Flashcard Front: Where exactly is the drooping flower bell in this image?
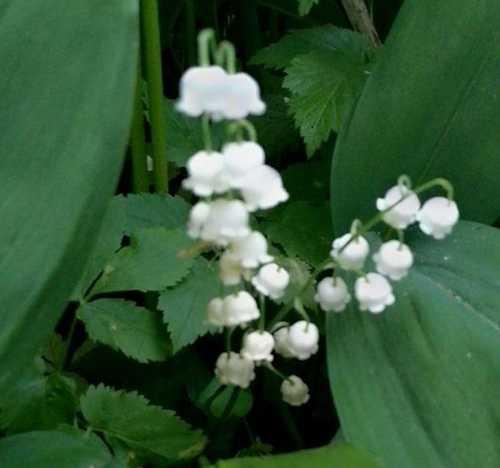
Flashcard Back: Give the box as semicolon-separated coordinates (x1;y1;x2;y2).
215;352;256;388
207;298;226;327
187;202;211;239
182;151;228;197
314;276;351;312
241;330;274;363
373;240;414;281
287;321;319;361
252;263;290;300
218;251;249;286
281;375;310;406
222;291;260;327
222;142;265;188
330;233;369;271
220;73;266;120
176;66;228;117
355;273;395;313
416;197;459;239
272;323;295;358
228;231;273;269
376;184;421;229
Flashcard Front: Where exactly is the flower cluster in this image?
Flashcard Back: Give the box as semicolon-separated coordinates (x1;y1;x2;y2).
178;30;312;406
315;178;460;314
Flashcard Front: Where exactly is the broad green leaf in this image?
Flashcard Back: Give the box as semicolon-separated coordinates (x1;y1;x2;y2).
297;0;318;16
252;26;371;70
262;201;332;266
78;299;170;363
216;443;380;467
284;49;370;156
0;429;116;468
92;227;194;295
0;0;138;393
327;222;500;468
159;259;220;353
81;385;206;462
122;193;190;234
331;0;500;233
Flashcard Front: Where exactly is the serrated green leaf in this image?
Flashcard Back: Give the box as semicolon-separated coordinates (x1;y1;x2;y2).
0;429;117;468
217;443;381;467
297;0;318;16
328;222;500;468
284;49;370;156
0;0;138;395
123;193;190;234
159;259;220;353
78;299;170;363
252;25;371;70
81;385;206;461
92;228;194;295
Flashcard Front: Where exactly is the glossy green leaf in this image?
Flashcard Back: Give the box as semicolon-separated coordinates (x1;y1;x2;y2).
0;430;116;468
297;0;318;16
327;222;500;468
78;299;170;363
216;443;380;467
159;259;219;352
81;385;206;462
331;0;500;233
0;0;138;393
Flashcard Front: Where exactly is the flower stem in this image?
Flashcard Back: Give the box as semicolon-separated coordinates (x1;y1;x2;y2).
202;114;213;151
259;294;266;330
141;0;168;193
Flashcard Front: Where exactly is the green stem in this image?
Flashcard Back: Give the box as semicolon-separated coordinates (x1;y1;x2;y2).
225;327;234;353
141;0;168;193
259;294;266;330
220;386;241;421
201;114;213;151
130;67;149;193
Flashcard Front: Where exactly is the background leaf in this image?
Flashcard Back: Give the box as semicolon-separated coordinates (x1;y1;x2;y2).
330;0;500;233
297;0;319;16
327;222;500;468
78;299;170;363
0;0;138;393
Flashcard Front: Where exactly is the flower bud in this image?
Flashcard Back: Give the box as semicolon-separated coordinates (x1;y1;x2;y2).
252;263;290;300
187;202;211;239
240;165;289;212
330;233;369;271
416;197;459;239
314;277;351;312
229;231;273;269
215;352;255;388
223;291;260;327
373;240;413;281
222;142;265;188
355;273;395;313
287;321;319;360
241;330;274;363
272;324;295;358
182;151;228;197
281;375;310;406
220;73;266;120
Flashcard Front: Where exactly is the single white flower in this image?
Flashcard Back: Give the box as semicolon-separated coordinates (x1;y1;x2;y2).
330;233;370;271
228;231;273;269
176;66;228;117
223;291;260;327
219;251;248;286
272;323;295;358
187;202;211;239
281;375;310;407
215;352;255;388
222;142;265;188
287;321;319;361
416;197;459;240
376;185;421;229
314;277;351;312
200;199;250;245
182;151;229;197
355;273;395;314
239;165;289;211
373;240;413;281
220;72;266;120
241;330;274;363
207;297;225;327
252;263;290;300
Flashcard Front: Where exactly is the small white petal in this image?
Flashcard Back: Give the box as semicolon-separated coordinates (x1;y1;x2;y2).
219;251;248;286
272;323;295;359
187;202;211;239
416;197;459;239
182;151;229;197
355;273;395;314
252;263;290;300
215;352;256;388
228;231;273;269
373;240;413;281
376;185;421;229
330;233;370;271
287;321;319;361
222;142;265;188
220;73;266;120
207;298;226;327
223;291;260;327
281;375;310;406
314;277;351;312
241;330;274;363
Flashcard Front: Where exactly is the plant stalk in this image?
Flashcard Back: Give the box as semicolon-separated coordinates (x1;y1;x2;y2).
341;0;381;47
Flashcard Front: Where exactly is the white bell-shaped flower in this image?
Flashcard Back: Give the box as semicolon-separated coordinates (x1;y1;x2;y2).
222;142;265;188
182;151;229;197
241;330;274;363
200;199;250;245
272;323;295;358
416;197;459;240
176;66;228;117
219;251;248;286
281;376;310;407
215;352;255;388
287;321;319;361
373;240;413;281
239;165;289;212
220;72;266;120
355;273;395;314
330;233;370;271
228;231;273;269
187;202;211;239
376;185;421;229
223;291;260;327
314;277;351;312
207;297;226;327
252;263;290;300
